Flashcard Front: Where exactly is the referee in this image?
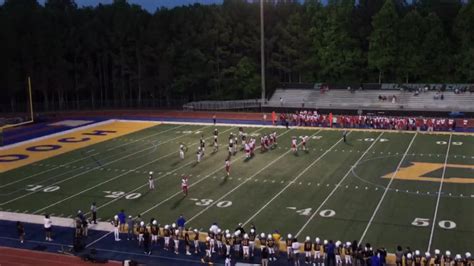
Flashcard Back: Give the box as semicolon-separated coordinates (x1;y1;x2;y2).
343;131;348;143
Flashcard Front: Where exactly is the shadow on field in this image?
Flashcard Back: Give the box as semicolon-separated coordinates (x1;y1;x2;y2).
171;196;186;210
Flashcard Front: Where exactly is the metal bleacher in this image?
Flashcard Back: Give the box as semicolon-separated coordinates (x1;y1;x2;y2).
265;85;474;112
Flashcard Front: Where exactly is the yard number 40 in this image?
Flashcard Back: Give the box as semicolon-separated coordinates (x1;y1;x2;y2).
411;218;456;229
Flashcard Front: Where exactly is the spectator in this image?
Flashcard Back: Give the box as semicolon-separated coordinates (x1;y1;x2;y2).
440;94;444;100
17;221;25;243
213;114;216;125
44;214;53;241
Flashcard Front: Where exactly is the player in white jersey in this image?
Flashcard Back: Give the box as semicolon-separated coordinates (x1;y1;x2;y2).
148;171;155;190
200;136;206;153
225;157;231;176
213;135;218;152
234;135;238;154
228;136;234;155
197;147;203;163
291;137;298;152
302;136;308;151
182;175;189;196
245;142;251;158
179;144;186;160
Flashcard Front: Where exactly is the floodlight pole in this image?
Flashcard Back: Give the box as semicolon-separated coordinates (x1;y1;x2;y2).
260;0;266;103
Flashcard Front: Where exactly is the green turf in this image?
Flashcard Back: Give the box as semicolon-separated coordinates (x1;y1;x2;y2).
1;123;473;254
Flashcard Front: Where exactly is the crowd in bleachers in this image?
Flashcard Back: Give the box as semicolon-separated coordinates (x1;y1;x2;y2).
278;111;466;132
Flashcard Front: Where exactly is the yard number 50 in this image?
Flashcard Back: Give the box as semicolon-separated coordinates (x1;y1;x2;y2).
411;218;456;229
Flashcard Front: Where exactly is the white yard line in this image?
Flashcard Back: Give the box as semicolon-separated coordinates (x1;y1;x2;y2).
0;124;184;189
186;130;322;224
0;125;210;206
427;134;452;251
138;128;291;217
358;133;418;243
243;133;349;226
28;127;235;214
295;132;384;237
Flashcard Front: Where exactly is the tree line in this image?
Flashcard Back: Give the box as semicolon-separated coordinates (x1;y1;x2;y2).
0;0;472;112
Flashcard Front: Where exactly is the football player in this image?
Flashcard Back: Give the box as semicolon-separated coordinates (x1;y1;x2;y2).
228;135;234;156
137;221;146;246
267;234;276;261
245;141;251;158
434;249;441;266
193;228;200;254
213;135;219;152
181;175;189;196
163;225;171;251
302;136;309;151
344;242;353;265
233;231;241;257
259;233;267;251
464;252;472;266
196;147;203;163
225;231;232;256
202;236;212;264
406;253;414;266
150;220;159;245
242;234;250;260
148;171;155;190
335;241;342;265
200;135;206;153
291;137;298;152
173;229;180;254
112;215;120;241
179;144;186;160
286;234;293;259
216;228;224;255
249;228;256;258
414;250;422;266
184;229;192;255
314;237;322;266
304;236;313;264
423;252;431;266
225;157;231;176
444;251;453;266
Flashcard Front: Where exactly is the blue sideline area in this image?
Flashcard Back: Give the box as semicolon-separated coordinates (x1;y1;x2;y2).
2;119;105;146
0;220;295;265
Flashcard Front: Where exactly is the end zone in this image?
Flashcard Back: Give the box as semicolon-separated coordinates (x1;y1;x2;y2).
0;120;157;173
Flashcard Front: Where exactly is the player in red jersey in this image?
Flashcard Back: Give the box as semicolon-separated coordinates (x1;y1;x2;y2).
181;175;189;196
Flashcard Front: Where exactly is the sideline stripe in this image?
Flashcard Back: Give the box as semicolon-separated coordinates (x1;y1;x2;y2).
295;132;384;237
186;130;321;224
139;128;289;217
242;132;349;226
28;125;228;214
427;134;452;251
0;125;210;206
84;126;237;215
0;124;184;189
358;133;418;243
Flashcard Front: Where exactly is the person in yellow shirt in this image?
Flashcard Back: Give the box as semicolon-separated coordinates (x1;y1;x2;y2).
272;230;281;256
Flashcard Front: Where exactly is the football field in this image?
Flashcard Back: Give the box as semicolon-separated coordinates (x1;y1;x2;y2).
1;121;473;254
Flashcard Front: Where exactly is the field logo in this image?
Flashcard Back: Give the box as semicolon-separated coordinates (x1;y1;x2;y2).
0;121;156;173
382;162;474;184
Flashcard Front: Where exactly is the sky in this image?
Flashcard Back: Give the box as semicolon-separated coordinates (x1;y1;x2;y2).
0;0;226;12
